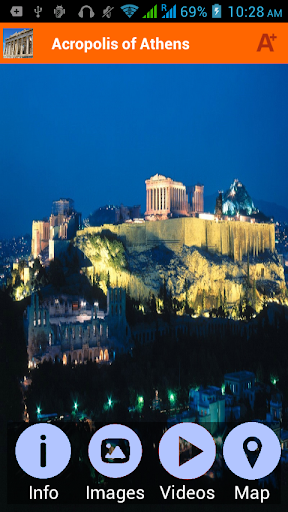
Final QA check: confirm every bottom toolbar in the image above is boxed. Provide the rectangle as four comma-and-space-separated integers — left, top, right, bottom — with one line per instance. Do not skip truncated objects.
8, 421, 282, 505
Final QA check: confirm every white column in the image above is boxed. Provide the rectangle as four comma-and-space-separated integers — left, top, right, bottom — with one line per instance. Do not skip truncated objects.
20, 38, 23, 55
31, 33, 33, 55
26, 37, 29, 55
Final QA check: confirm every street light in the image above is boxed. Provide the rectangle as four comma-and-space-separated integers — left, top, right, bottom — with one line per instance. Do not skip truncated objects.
138, 395, 144, 405
168, 391, 176, 405
73, 401, 78, 411
37, 406, 41, 415
107, 397, 113, 407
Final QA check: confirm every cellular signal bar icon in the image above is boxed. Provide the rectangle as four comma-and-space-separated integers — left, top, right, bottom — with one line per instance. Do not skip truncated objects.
162, 4, 176, 18
143, 4, 157, 18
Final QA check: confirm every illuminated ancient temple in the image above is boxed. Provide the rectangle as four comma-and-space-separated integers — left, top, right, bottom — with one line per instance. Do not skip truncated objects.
145, 174, 203, 219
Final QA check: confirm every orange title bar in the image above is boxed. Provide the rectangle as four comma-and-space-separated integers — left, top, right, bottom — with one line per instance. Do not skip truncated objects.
1, 23, 287, 64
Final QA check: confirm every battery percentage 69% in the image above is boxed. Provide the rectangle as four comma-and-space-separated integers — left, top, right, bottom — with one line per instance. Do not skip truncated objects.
181, 6, 207, 17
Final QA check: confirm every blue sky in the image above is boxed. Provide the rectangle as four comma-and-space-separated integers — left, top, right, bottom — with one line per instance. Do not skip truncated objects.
0, 64, 287, 238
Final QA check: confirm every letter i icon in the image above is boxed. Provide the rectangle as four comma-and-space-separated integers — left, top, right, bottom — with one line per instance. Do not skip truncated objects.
40, 435, 46, 467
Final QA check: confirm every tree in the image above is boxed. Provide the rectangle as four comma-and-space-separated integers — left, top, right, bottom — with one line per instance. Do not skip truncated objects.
201, 289, 206, 311
252, 278, 257, 308
217, 289, 222, 309
0, 289, 27, 421
106, 271, 111, 289
47, 258, 66, 289
148, 291, 157, 315
223, 288, 227, 315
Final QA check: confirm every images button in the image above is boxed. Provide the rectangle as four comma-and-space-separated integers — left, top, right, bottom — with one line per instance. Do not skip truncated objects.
88, 424, 142, 478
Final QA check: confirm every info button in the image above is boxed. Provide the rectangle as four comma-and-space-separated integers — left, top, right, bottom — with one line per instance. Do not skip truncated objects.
15, 423, 71, 479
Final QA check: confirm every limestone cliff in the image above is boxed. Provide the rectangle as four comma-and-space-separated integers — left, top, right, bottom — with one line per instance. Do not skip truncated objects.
75, 232, 285, 307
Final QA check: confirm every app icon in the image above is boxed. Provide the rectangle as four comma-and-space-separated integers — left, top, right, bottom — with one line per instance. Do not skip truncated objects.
10, 6, 23, 17
159, 423, 216, 479
54, 5, 65, 18
88, 424, 142, 478
78, 5, 95, 18
101, 438, 130, 463
34, 6, 42, 18
15, 423, 71, 479
223, 422, 281, 480
102, 6, 114, 18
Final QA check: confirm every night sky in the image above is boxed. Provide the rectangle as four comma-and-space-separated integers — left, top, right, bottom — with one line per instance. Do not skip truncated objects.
0, 64, 287, 239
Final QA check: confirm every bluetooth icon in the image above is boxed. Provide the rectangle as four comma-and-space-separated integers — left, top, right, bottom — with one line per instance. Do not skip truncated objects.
212, 4, 222, 18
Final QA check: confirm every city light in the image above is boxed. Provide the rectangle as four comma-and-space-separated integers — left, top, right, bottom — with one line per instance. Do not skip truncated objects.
138, 395, 144, 404
168, 391, 176, 404
107, 397, 113, 407
37, 406, 41, 415
73, 401, 78, 411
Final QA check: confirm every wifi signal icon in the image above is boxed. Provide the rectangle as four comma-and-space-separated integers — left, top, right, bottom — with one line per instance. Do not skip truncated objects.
121, 4, 139, 18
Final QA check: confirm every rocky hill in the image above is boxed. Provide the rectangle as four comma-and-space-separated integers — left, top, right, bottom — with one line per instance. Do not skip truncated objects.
75, 232, 285, 309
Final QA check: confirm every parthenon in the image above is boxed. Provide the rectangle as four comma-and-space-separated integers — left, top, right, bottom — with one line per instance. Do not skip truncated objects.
3, 29, 33, 58
145, 174, 204, 220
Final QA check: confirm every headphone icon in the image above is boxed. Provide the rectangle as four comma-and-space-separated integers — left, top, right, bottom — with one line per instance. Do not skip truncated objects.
78, 5, 95, 18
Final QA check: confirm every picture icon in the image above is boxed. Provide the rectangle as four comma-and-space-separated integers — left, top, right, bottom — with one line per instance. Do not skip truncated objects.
121, 4, 139, 18
101, 438, 130, 463
88, 424, 142, 478
3, 28, 33, 59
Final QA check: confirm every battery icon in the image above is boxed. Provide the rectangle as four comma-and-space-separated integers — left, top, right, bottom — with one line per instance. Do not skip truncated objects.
212, 4, 222, 18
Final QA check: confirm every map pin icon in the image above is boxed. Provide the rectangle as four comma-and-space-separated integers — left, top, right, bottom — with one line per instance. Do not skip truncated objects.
243, 437, 262, 468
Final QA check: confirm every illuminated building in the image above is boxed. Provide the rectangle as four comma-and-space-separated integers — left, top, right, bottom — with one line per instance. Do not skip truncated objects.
145, 174, 204, 220
187, 184, 204, 213
31, 220, 50, 259
31, 198, 81, 261
224, 371, 255, 409
51, 198, 75, 216
26, 288, 130, 367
